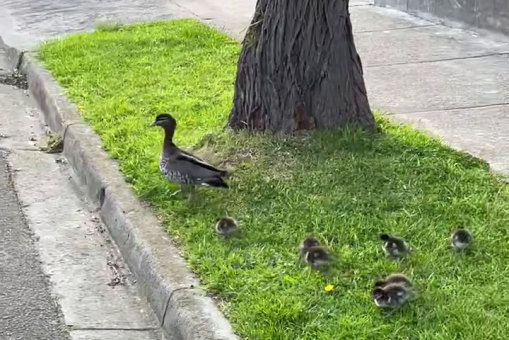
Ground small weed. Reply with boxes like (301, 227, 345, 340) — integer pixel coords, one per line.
(40, 133, 63, 153)
(95, 21, 124, 32)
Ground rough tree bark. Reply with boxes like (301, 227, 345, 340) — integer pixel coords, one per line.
(228, 0, 375, 133)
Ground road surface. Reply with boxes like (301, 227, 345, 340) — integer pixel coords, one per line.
(0, 151, 69, 340)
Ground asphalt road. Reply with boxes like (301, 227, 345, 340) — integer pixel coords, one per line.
(0, 0, 191, 48)
(0, 152, 69, 340)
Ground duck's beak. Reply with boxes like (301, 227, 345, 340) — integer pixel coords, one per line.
(150, 121, 157, 127)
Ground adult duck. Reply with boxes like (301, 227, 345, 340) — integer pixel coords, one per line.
(151, 113, 228, 198)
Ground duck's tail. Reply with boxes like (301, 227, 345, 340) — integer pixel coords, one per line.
(219, 169, 231, 178)
(202, 176, 229, 188)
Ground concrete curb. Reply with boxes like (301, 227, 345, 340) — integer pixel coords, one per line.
(0, 37, 238, 340)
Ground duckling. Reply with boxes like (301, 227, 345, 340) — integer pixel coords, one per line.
(380, 233, 411, 259)
(303, 246, 332, 269)
(450, 228, 473, 251)
(372, 283, 414, 308)
(299, 236, 321, 260)
(215, 217, 238, 237)
(374, 273, 413, 288)
(151, 113, 228, 199)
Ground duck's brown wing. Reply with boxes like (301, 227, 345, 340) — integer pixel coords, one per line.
(175, 153, 226, 176)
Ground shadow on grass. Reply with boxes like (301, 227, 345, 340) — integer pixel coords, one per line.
(151, 116, 496, 228)
(140, 119, 507, 339)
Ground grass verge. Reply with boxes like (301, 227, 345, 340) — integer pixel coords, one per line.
(39, 19, 508, 340)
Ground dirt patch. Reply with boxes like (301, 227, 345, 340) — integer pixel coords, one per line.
(106, 257, 127, 287)
(0, 71, 28, 90)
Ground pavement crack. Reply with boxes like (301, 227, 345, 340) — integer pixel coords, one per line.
(69, 327, 159, 331)
(350, 3, 374, 7)
(392, 102, 509, 115)
(15, 50, 25, 71)
(355, 23, 437, 34)
(15, 147, 45, 152)
(366, 52, 509, 68)
(60, 120, 84, 143)
(123, 232, 130, 246)
(160, 285, 195, 328)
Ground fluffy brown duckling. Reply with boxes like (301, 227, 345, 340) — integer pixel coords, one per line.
(298, 236, 332, 269)
(450, 228, 473, 251)
(380, 233, 411, 259)
(299, 236, 321, 260)
(215, 217, 238, 237)
(372, 283, 415, 309)
(374, 273, 413, 288)
(304, 246, 332, 269)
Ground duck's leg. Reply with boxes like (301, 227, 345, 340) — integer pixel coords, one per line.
(187, 185, 201, 205)
(169, 183, 187, 198)
(180, 183, 188, 197)
(169, 188, 182, 198)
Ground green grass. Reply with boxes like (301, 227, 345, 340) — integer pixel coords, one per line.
(39, 19, 509, 340)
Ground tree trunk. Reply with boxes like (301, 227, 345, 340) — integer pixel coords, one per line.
(228, 0, 375, 133)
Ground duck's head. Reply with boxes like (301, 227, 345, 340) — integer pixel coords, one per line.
(151, 113, 177, 129)
(380, 233, 390, 242)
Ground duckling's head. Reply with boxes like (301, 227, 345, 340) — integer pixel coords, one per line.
(372, 287, 388, 304)
(372, 284, 409, 308)
(450, 228, 473, 250)
(151, 113, 177, 129)
(304, 246, 331, 268)
(380, 233, 391, 242)
(215, 217, 238, 236)
(300, 237, 321, 250)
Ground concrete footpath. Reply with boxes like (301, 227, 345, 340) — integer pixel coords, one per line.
(0, 0, 507, 175)
(0, 49, 161, 339)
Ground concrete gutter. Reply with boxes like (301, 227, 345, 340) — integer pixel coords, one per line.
(0, 36, 238, 340)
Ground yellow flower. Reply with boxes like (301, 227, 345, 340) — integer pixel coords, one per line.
(324, 284, 334, 293)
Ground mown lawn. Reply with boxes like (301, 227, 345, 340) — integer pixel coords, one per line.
(39, 19, 509, 340)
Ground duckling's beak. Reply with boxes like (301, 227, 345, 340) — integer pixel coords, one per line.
(150, 121, 157, 127)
